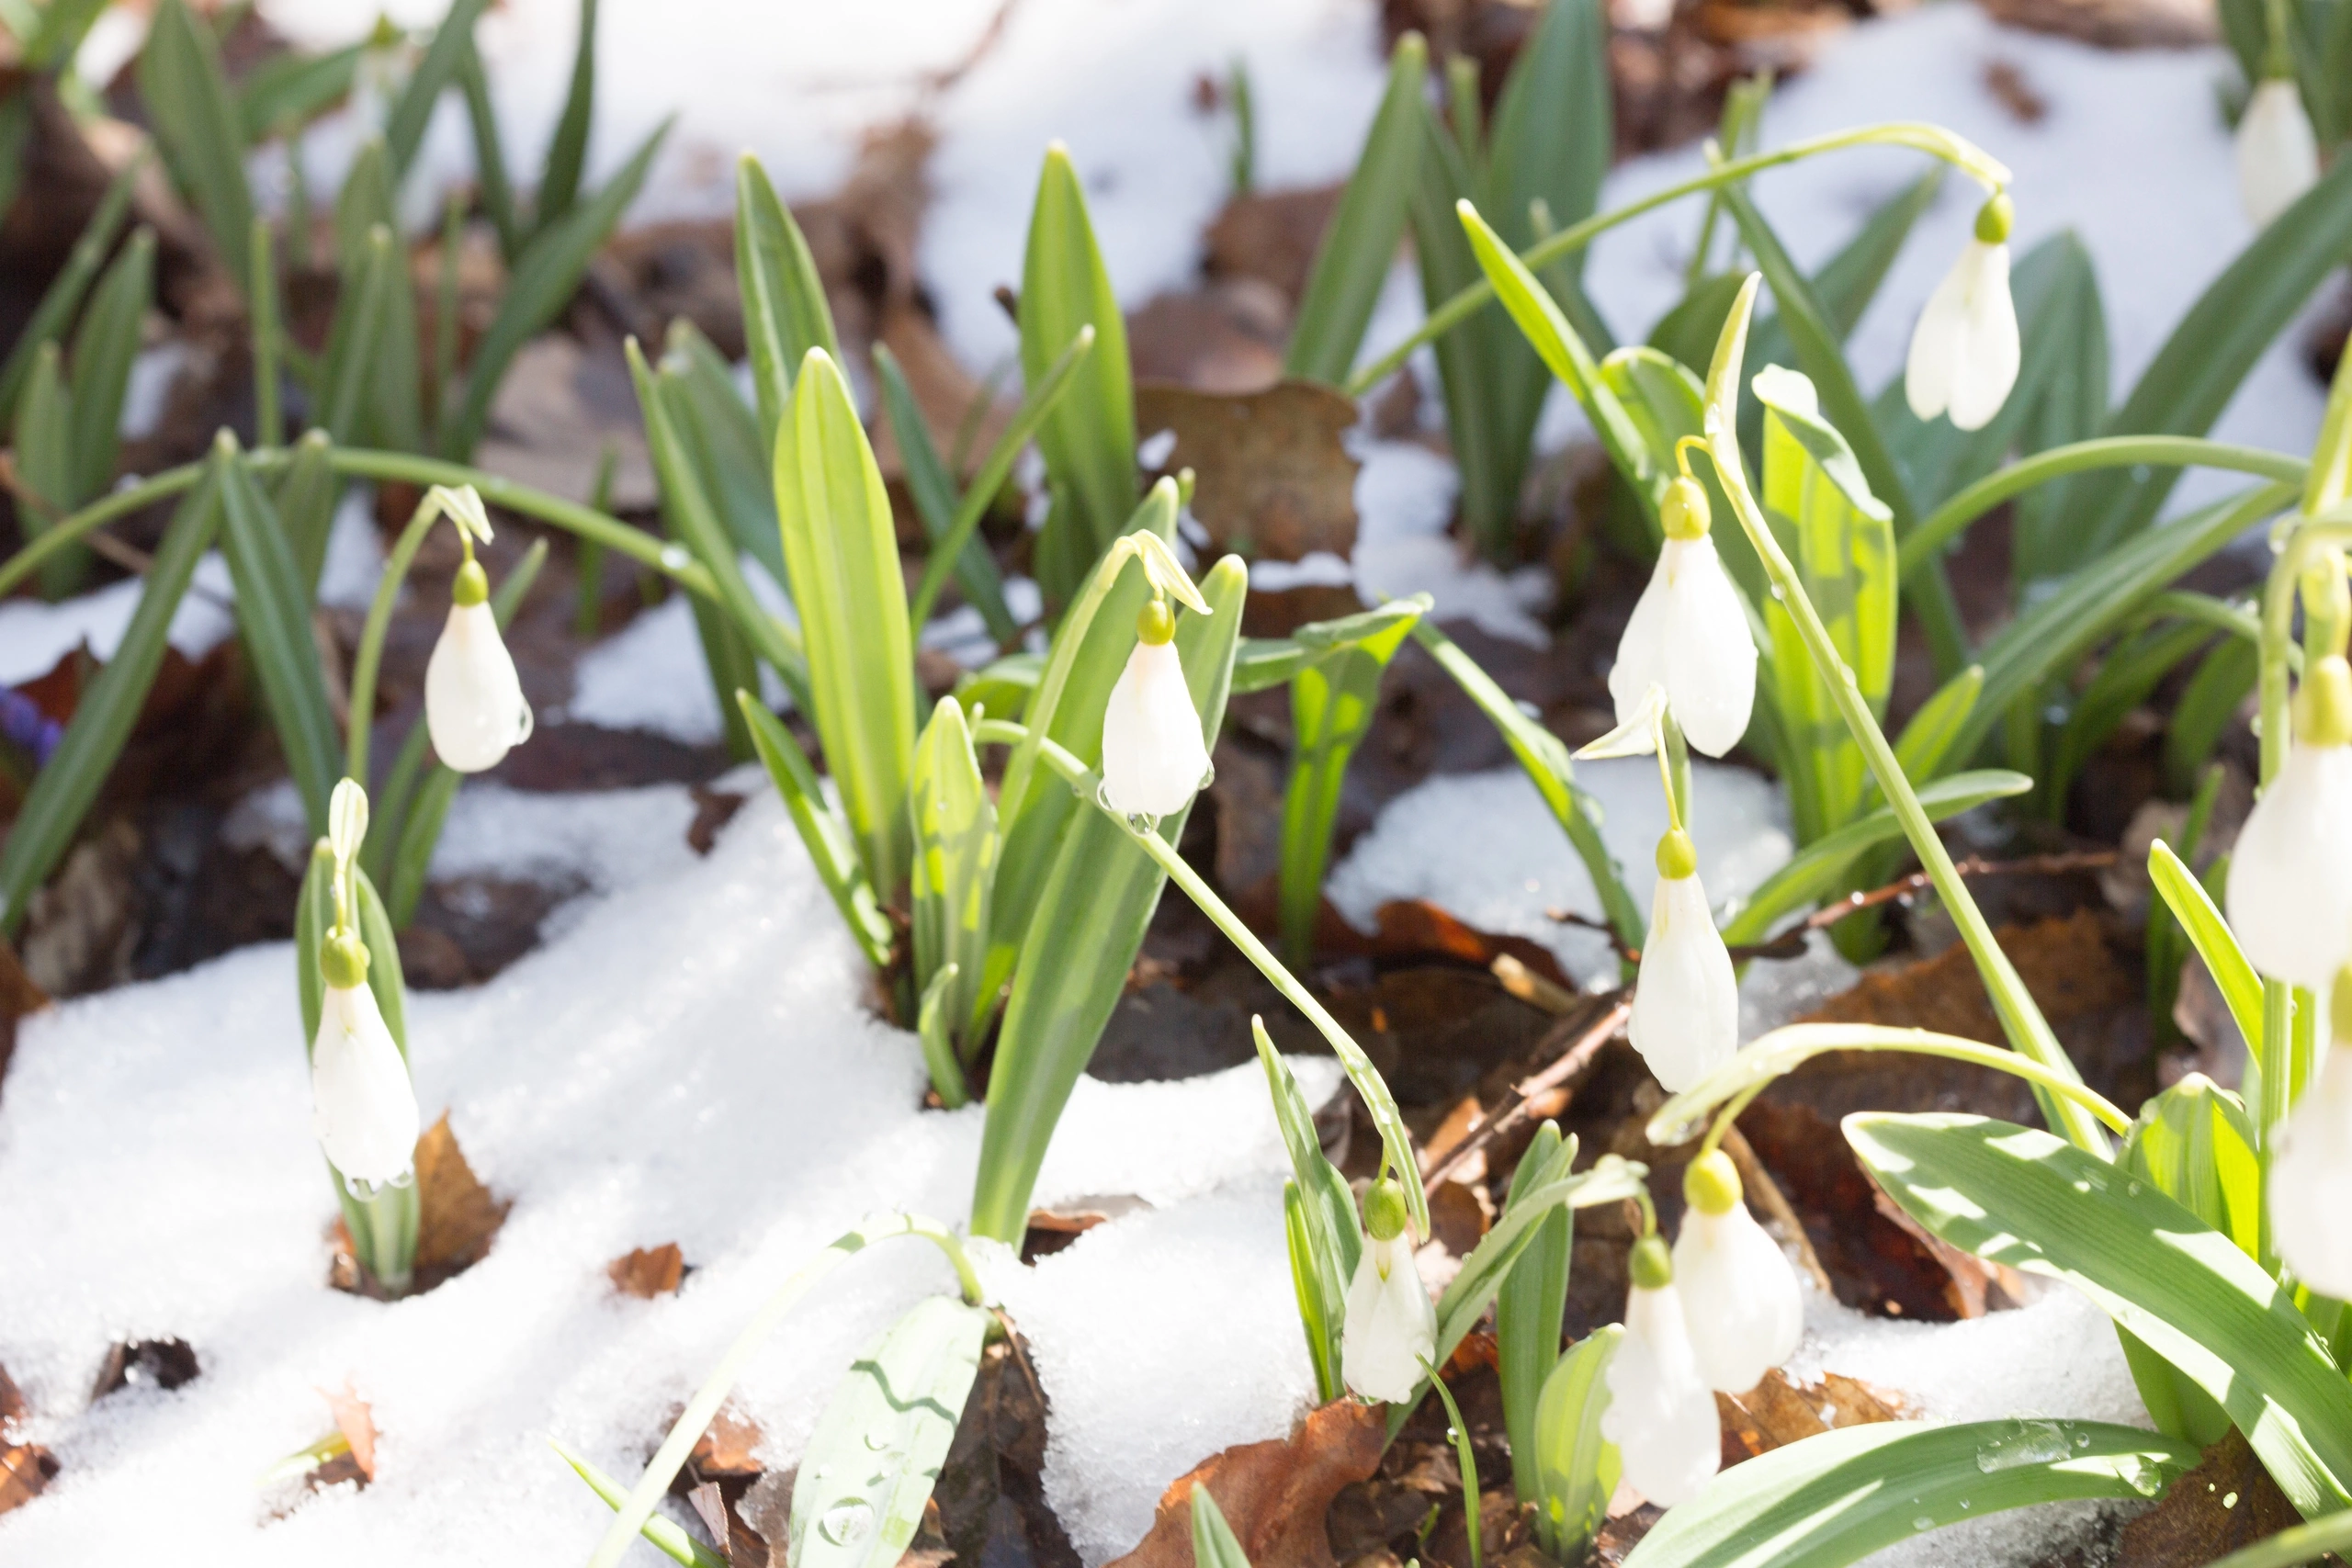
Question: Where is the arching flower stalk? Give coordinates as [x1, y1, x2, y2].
[1603, 1232, 1721, 1506]
[1608, 476, 1756, 759]
[424, 485, 534, 774]
[310, 781, 420, 1197]
[1671, 1149, 1804, 1393]
[1905, 193, 2020, 433]
[1341, 1177, 1437, 1404]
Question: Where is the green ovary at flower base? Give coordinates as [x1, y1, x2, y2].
[309, 783, 419, 1204]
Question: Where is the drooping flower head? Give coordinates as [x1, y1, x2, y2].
[2272, 969, 2352, 1297]
[2226, 651, 2352, 994]
[1100, 533, 1215, 826]
[1602, 1234, 1721, 1506]
[1671, 1149, 1803, 1393]
[424, 486, 533, 774]
[2237, 78, 2320, 230]
[1629, 828, 1737, 1092]
[1905, 193, 2020, 433]
[1341, 1176, 1437, 1404]
[1609, 476, 1756, 759]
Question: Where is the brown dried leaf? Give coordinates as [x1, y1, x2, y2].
[1134, 381, 1360, 562]
[608, 1243, 686, 1299]
[2113, 1429, 2299, 1567]
[690, 1405, 765, 1482]
[1203, 185, 1341, 305]
[1106, 1400, 1387, 1568]
[0, 1359, 56, 1517]
[1718, 1368, 1907, 1461]
[1126, 288, 1287, 395]
[413, 1114, 510, 1285]
[322, 1380, 378, 1481]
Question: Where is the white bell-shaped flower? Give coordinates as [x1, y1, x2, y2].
[2237, 79, 2321, 230]
[1630, 830, 1739, 1093]
[1341, 1178, 1437, 1404]
[2273, 983, 2352, 1296]
[426, 561, 532, 774]
[310, 937, 420, 1191]
[1602, 1235, 1721, 1507]
[2225, 656, 2352, 994]
[1905, 196, 2020, 434]
[1102, 601, 1209, 821]
[1672, 1150, 1804, 1393]
[1610, 479, 1756, 759]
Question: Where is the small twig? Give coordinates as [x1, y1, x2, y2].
[1720, 1122, 1835, 1298]
[1723, 849, 2122, 964]
[1421, 993, 1630, 1188]
[1490, 953, 1582, 1016]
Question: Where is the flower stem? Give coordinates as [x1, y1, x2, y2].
[1702, 276, 2109, 1155]
[345, 493, 450, 787]
[1345, 121, 2009, 397]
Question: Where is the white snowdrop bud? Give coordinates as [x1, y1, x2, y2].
[2271, 976, 2352, 1296]
[1905, 195, 2020, 434]
[425, 559, 532, 773]
[1608, 479, 1756, 759]
[1629, 830, 1739, 1093]
[311, 934, 420, 1191]
[2237, 79, 2321, 231]
[1341, 1178, 1437, 1404]
[1672, 1150, 1804, 1393]
[1101, 600, 1210, 822]
[2225, 655, 2352, 994]
[1603, 1235, 1721, 1506]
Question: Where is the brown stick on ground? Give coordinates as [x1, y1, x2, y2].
[1420, 993, 1630, 1188]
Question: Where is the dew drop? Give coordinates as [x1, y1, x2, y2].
[1959, 1499, 1972, 1511]
[2075, 1434, 2091, 1449]
[864, 1430, 891, 1450]
[1976, 1418, 2071, 1472]
[660, 543, 691, 571]
[2223, 1491, 2240, 1509]
[1912, 1516, 1934, 1532]
[820, 1500, 876, 1547]
[2126, 1180, 2143, 1197]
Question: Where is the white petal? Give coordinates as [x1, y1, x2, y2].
[1342, 1233, 1436, 1404]
[2224, 743, 2352, 993]
[1905, 249, 1971, 423]
[310, 983, 421, 1185]
[1100, 640, 1209, 818]
[2273, 1049, 2352, 1297]
[1659, 537, 1757, 757]
[1629, 873, 1738, 1091]
[425, 601, 533, 773]
[1947, 243, 2019, 433]
[1673, 1204, 1804, 1393]
[1601, 1283, 1721, 1506]
[1609, 558, 1675, 733]
[2238, 81, 2322, 230]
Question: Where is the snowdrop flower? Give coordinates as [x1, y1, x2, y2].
[1672, 1150, 1803, 1393]
[1603, 1235, 1721, 1506]
[2225, 654, 2352, 994]
[1630, 829, 1738, 1093]
[1905, 194, 2020, 433]
[1608, 477, 1756, 758]
[311, 931, 420, 1193]
[426, 558, 533, 773]
[2272, 974, 2352, 1295]
[2237, 79, 2320, 230]
[1101, 599, 1210, 822]
[1341, 1178, 1436, 1404]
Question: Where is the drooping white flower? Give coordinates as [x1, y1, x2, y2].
[425, 563, 532, 774]
[1610, 479, 1756, 759]
[311, 960, 420, 1191]
[1602, 1236, 1721, 1506]
[1905, 196, 2020, 434]
[2225, 656, 2352, 994]
[1672, 1150, 1804, 1394]
[1101, 603, 1209, 821]
[1630, 830, 1738, 1093]
[2237, 79, 2321, 231]
[2273, 989, 2352, 1297]
[1341, 1178, 1437, 1404]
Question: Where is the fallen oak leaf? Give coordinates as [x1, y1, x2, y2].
[413, 1113, 511, 1288]
[1133, 381, 1360, 562]
[608, 1243, 686, 1299]
[1106, 1400, 1385, 1568]
[322, 1380, 378, 1482]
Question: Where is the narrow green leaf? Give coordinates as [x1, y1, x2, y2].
[917, 964, 969, 1109]
[552, 1438, 730, 1568]
[455, 39, 522, 262]
[951, 652, 1041, 723]
[874, 342, 1015, 643]
[1020, 144, 1136, 605]
[442, 119, 669, 461]
[330, 137, 395, 279]
[2165, 636, 2260, 793]
[738, 694, 895, 973]
[274, 429, 342, 603]
[217, 441, 341, 832]
[1258, 1016, 1358, 1402]
[533, 0, 597, 234]
[1498, 1122, 1574, 1508]
[0, 150, 140, 423]
[234, 41, 363, 143]
[1283, 30, 1425, 386]
[1620, 1417, 2198, 1568]
[1191, 1486, 1254, 1568]
[665, 321, 786, 586]
[2120, 1072, 2262, 1260]
[968, 555, 1244, 1242]
[137, 0, 254, 293]
[382, 0, 489, 176]
[13, 341, 82, 598]
[1532, 1326, 1620, 1563]
[0, 467, 220, 935]
[1285, 1182, 1343, 1404]
[65, 226, 153, 505]
[2149, 839, 2265, 1049]
[735, 152, 842, 447]
[788, 1295, 990, 1568]
[910, 696, 994, 1052]
[2045, 619, 2214, 813]
[773, 346, 917, 895]
[23, 0, 109, 71]
[1849, 1112, 2352, 1516]
[1888, 663, 1981, 786]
